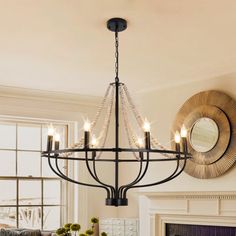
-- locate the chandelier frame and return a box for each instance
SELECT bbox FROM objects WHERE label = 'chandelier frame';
[42,18,191,207]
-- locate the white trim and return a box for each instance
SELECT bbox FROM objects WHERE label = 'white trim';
[139,191,236,236]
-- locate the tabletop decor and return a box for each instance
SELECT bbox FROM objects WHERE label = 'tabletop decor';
[55,218,107,236]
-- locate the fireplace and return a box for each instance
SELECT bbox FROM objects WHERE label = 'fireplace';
[166,223,236,236]
[139,191,236,236]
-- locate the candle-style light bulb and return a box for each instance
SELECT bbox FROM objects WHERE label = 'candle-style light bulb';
[175,131,181,157]
[91,134,98,147]
[55,133,60,142]
[91,134,97,159]
[48,124,55,136]
[137,137,144,159]
[143,119,151,149]
[180,125,188,154]
[84,120,91,132]
[174,131,181,143]
[180,125,187,138]
[84,119,91,149]
[137,137,144,148]
[143,118,151,132]
[54,133,60,151]
[47,124,54,152]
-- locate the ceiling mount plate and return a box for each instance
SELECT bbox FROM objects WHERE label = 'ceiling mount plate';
[107,18,127,32]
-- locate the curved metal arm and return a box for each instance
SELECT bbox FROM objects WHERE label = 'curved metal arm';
[119,152,150,198]
[47,155,112,198]
[123,155,187,198]
[84,151,116,198]
[118,153,144,198]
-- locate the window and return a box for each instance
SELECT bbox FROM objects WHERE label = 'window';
[0,119,68,230]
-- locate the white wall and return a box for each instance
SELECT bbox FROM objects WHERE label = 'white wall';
[119,74,236,217]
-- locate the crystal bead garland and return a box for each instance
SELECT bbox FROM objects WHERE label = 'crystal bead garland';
[61,84,113,156]
[120,84,141,159]
[122,84,172,158]
[95,84,115,159]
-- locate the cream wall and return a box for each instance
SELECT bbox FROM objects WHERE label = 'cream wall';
[118,74,236,218]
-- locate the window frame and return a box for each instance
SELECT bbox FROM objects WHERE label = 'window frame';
[0,117,72,230]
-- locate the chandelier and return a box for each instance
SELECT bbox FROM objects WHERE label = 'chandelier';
[42,18,191,207]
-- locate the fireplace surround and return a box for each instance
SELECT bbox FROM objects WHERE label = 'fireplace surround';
[139,191,236,236]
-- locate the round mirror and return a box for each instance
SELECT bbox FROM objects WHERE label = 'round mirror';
[190,117,219,152]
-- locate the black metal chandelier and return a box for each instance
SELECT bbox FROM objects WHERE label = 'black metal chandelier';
[42,18,191,207]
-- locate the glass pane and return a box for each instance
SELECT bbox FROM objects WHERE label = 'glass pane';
[0,181,16,205]
[19,206,41,229]
[0,151,16,176]
[18,151,40,177]
[0,207,17,228]
[42,157,66,177]
[19,180,41,205]
[44,180,60,205]
[0,123,16,149]
[43,207,60,230]
[18,124,41,151]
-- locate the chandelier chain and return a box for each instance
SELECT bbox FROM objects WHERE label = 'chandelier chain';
[115,31,119,81]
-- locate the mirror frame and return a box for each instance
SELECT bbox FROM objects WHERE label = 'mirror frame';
[171,90,236,179]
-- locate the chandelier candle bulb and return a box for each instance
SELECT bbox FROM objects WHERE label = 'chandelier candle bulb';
[84,121,91,149]
[180,125,187,138]
[143,119,151,132]
[143,119,151,149]
[91,135,98,147]
[180,125,188,153]
[84,131,90,149]
[145,131,151,149]
[47,135,53,152]
[182,136,188,154]
[137,137,144,148]
[83,120,91,132]
[174,131,181,156]
[54,133,60,150]
[137,137,144,158]
[137,138,144,158]
[91,135,97,158]
[47,126,54,152]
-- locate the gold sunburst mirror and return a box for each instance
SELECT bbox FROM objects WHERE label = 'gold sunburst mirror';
[172,90,236,179]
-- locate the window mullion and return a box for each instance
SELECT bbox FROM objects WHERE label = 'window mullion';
[0,119,68,230]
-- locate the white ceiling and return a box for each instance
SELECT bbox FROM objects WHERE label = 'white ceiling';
[0,0,236,96]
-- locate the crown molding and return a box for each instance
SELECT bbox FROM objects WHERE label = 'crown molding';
[0,85,102,107]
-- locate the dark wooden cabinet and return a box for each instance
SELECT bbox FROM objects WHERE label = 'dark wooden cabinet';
[166,223,236,236]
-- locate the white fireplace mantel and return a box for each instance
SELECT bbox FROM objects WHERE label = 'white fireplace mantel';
[139,191,236,236]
